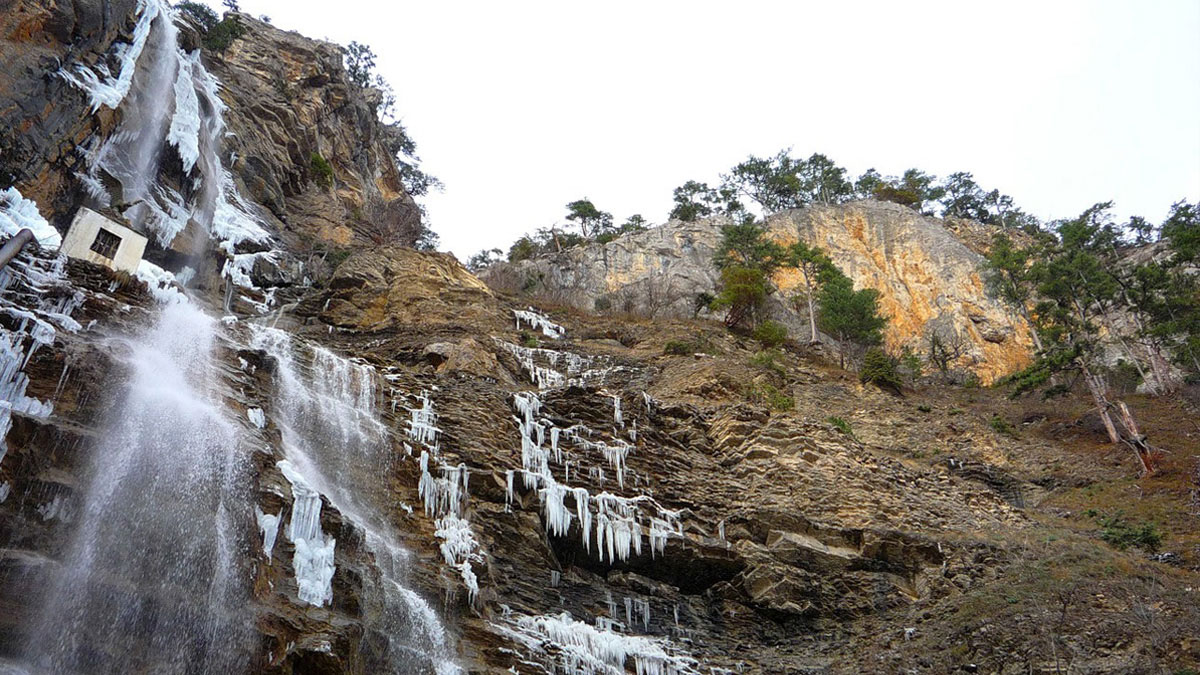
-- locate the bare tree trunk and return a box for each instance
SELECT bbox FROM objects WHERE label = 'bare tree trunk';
[1081,361,1159,475]
[803,265,818,343]
[1081,363,1121,445]
[1019,305,1044,352]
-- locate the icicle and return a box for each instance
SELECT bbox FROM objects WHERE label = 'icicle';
[255,507,281,560]
[513,308,565,339]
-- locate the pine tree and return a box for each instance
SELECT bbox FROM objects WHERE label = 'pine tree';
[816,269,886,368]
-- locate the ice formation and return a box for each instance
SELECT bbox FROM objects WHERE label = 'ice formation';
[493,611,703,675]
[0,246,84,461]
[59,0,161,112]
[278,460,335,607]
[0,188,63,250]
[64,0,272,296]
[494,338,618,390]
[256,507,281,559]
[247,407,266,429]
[514,308,565,339]
[510,389,681,563]
[252,328,461,669]
[407,390,484,602]
[135,260,187,304]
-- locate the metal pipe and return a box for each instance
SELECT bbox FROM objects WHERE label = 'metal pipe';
[0,229,35,271]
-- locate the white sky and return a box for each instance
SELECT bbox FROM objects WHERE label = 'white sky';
[218,0,1199,260]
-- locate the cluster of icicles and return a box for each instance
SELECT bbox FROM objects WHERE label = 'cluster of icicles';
[493,609,706,675]
[0,241,83,475]
[405,386,484,603]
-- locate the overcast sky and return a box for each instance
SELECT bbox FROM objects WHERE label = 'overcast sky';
[217,0,1199,260]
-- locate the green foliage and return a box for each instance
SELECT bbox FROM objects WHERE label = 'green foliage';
[309,152,333,187]
[669,180,739,222]
[989,414,1016,436]
[594,297,612,312]
[827,416,854,437]
[710,266,769,329]
[713,221,786,274]
[201,16,245,51]
[176,2,219,31]
[753,320,788,348]
[859,347,902,390]
[719,150,853,215]
[520,331,538,348]
[1094,512,1162,552]
[507,236,537,262]
[663,335,719,356]
[817,269,886,367]
[466,248,504,272]
[859,168,945,213]
[747,382,793,411]
[899,348,923,382]
[345,41,377,88]
[916,403,932,413]
[663,340,691,356]
[693,292,716,317]
[749,349,786,376]
[564,198,613,239]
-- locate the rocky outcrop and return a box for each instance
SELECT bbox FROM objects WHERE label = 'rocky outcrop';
[203,14,423,251]
[0,2,423,272]
[300,246,506,332]
[482,201,1034,382]
[0,0,139,213]
[769,201,1034,383]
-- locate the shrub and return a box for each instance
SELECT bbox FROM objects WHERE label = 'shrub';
[177,1,219,31]
[201,16,246,51]
[1097,512,1162,552]
[753,320,788,348]
[749,349,786,376]
[917,403,932,413]
[594,297,612,313]
[989,414,1016,436]
[748,382,793,411]
[310,152,333,187]
[860,347,902,390]
[520,331,538,348]
[663,336,719,356]
[827,416,854,437]
[663,340,691,356]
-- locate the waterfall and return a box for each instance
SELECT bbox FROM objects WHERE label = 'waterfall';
[25,301,254,674]
[69,0,269,258]
[251,326,460,674]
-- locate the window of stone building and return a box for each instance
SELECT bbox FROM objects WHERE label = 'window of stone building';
[89,228,122,260]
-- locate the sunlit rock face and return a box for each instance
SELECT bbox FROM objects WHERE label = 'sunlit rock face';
[767,201,1034,383]
[482,201,1034,382]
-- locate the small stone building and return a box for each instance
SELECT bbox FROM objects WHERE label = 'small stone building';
[60,208,147,273]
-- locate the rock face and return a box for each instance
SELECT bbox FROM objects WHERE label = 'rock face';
[0,0,139,212]
[203,14,424,250]
[1,3,424,269]
[769,202,1034,383]
[482,202,1035,383]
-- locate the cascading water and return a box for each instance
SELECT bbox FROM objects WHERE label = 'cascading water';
[8,0,461,671]
[250,326,460,674]
[25,301,254,674]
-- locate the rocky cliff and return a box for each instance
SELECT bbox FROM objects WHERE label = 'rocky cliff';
[1,1,422,293]
[0,2,1198,674]
[482,202,1034,383]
